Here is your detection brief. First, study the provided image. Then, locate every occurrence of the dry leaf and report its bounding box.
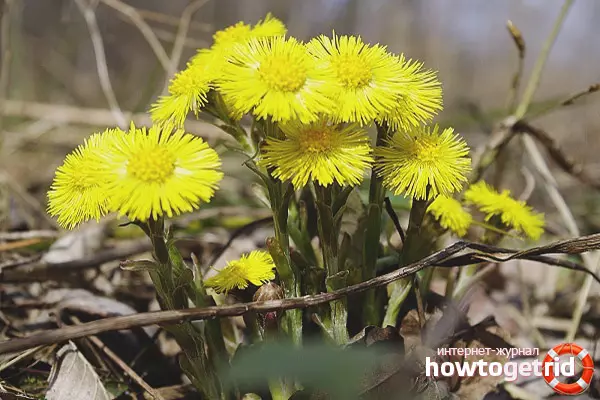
[46,342,111,400]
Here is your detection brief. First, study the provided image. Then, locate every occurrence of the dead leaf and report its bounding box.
[42,222,106,264]
[46,342,112,400]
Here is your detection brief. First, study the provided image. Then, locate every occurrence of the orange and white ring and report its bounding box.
[542,343,594,395]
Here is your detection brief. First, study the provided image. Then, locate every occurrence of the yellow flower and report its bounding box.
[249,13,287,38]
[307,34,416,125]
[48,129,120,229]
[427,195,472,237]
[465,181,545,240]
[150,62,213,127]
[375,125,471,200]
[204,250,276,293]
[260,119,373,188]
[218,36,334,123]
[101,123,223,221]
[376,56,443,130]
[151,15,286,127]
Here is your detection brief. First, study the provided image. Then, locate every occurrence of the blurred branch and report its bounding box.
[73,0,127,128]
[4,233,600,354]
[0,230,60,240]
[162,0,210,94]
[99,0,171,71]
[514,0,574,119]
[0,100,231,141]
[505,20,526,112]
[508,0,598,342]
[0,0,16,136]
[133,7,212,32]
[526,83,600,120]
[513,120,600,190]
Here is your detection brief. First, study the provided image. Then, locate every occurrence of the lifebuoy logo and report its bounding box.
[428,342,594,395]
[543,343,594,395]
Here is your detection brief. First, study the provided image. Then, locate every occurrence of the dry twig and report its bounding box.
[3,233,600,355]
[99,0,171,71]
[73,0,127,128]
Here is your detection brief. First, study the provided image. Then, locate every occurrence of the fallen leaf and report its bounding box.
[46,342,111,400]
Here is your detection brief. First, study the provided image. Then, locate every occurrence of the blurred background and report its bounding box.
[1,0,599,230]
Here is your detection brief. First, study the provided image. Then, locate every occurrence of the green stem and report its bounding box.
[382,198,429,327]
[315,184,348,345]
[268,182,303,346]
[363,123,390,326]
[145,218,224,399]
[514,0,574,120]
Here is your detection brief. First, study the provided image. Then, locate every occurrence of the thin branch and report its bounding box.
[208,216,272,266]
[0,230,60,241]
[86,334,165,400]
[505,20,526,112]
[384,197,405,244]
[514,0,574,119]
[514,120,600,190]
[527,83,600,119]
[162,0,210,95]
[99,0,170,71]
[0,0,16,136]
[133,7,212,32]
[73,0,127,128]
[0,100,230,141]
[4,233,600,354]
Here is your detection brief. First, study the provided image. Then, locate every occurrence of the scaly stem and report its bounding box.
[382,198,428,327]
[145,217,224,399]
[315,184,348,345]
[268,181,303,346]
[363,123,390,326]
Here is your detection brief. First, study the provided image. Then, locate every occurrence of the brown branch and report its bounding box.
[4,233,600,355]
[528,83,600,119]
[513,120,600,190]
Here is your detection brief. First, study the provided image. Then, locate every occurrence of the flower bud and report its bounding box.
[253,282,284,332]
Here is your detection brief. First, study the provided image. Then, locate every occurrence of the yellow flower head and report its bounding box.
[465,181,545,240]
[48,129,120,229]
[427,195,472,237]
[152,15,286,127]
[375,125,471,200]
[101,123,223,221]
[218,36,334,123]
[150,62,213,127]
[213,21,252,48]
[249,13,287,38]
[204,250,276,293]
[307,34,416,125]
[260,119,373,188]
[376,56,443,130]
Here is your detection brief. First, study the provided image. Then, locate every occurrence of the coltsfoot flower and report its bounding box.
[465,181,545,240]
[260,119,373,187]
[48,129,121,229]
[427,195,472,237]
[150,63,214,127]
[375,125,471,200]
[218,36,334,123]
[151,14,287,126]
[307,34,420,125]
[101,123,223,221]
[204,250,276,293]
[376,56,443,130]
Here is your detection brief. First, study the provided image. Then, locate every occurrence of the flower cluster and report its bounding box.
[48,124,223,229]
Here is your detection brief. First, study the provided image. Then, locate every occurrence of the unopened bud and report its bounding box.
[253,282,284,332]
